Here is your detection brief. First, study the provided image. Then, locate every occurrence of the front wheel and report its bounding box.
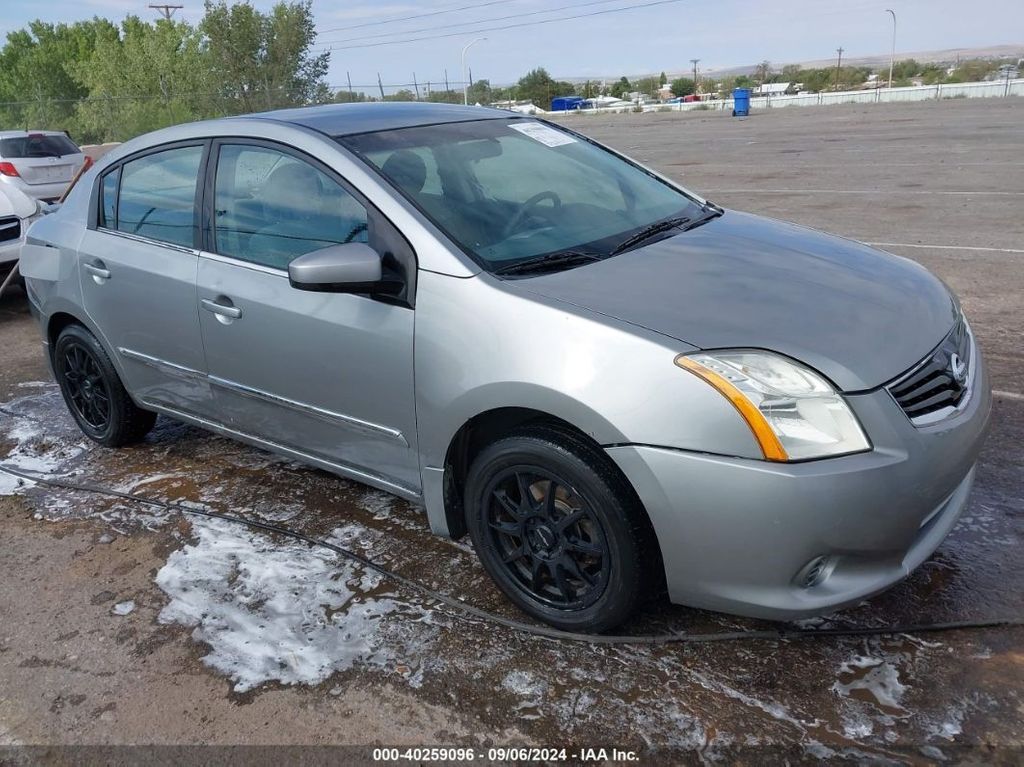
[465,427,654,633]
[53,324,156,447]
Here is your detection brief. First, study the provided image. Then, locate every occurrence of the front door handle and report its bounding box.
[201,297,243,320]
[83,261,111,280]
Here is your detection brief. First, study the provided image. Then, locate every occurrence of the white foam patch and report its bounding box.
[833,654,907,711]
[155,515,436,692]
[112,600,136,616]
[357,489,399,520]
[0,402,86,496]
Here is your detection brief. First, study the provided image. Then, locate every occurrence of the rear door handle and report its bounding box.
[201,297,243,319]
[83,261,111,280]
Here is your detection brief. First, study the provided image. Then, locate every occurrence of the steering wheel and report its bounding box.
[502,191,562,239]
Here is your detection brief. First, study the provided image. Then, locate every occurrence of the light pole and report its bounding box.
[461,37,486,105]
[885,9,897,89]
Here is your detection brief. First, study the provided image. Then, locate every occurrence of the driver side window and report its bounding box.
[213,144,369,270]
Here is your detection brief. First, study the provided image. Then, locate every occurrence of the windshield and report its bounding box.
[340,118,702,272]
[0,134,80,159]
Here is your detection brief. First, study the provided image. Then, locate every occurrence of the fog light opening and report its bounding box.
[796,555,836,589]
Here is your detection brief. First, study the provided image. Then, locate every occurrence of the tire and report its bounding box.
[464,426,654,633]
[53,324,156,447]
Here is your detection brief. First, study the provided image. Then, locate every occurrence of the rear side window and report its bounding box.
[99,169,119,229]
[0,134,80,158]
[116,145,203,248]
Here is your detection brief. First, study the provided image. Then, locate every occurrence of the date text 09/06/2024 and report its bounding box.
[372,746,640,762]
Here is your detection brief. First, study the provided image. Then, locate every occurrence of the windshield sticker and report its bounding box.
[509,122,577,147]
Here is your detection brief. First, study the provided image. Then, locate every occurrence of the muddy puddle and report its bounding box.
[2,383,1022,757]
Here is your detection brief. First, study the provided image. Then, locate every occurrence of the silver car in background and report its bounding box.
[0,130,86,203]
[20,103,991,632]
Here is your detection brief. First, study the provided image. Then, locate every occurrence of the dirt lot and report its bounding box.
[1,98,1022,761]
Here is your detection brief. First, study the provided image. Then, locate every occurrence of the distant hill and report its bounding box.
[553,43,1024,84]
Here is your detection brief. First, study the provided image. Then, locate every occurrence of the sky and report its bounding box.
[1,0,1021,94]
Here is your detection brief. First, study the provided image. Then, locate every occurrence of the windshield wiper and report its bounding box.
[493,250,603,277]
[609,215,693,256]
[679,203,724,232]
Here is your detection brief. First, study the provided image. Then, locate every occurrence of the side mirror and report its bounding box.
[288,242,397,294]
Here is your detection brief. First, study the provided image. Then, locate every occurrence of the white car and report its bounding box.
[0,183,41,287]
[0,131,86,203]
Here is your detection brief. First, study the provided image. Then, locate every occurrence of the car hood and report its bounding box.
[514,210,957,391]
[0,184,39,219]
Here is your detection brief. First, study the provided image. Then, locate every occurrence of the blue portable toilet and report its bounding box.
[732,88,751,117]
[550,96,584,112]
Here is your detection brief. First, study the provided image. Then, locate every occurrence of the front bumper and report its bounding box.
[607,350,992,620]
[0,235,21,267]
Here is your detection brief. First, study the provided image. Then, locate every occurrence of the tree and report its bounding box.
[426,89,461,104]
[515,67,574,108]
[609,76,631,99]
[659,71,667,86]
[670,77,695,97]
[384,89,416,102]
[890,59,920,79]
[0,19,116,142]
[466,78,492,104]
[74,16,211,142]
[333,89,367,103]
[634,76,658,97]
[200,0,329,114]
[781,63,802,80]
[755,60,772,84]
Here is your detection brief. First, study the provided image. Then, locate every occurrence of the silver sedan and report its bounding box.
[20,103,990,632]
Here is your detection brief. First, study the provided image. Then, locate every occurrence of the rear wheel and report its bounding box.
[465,427,653,633]
[53,324,156,446]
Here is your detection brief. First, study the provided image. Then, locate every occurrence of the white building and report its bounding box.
[753,82,791,96]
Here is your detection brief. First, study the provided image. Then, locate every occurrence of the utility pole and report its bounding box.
[346,71,353,102]
[148,4,183,20]
[690,58,700,92]
[835,47,844,92]
[885,10,896,89]
[413,72,420,100]
[377,73,385,101]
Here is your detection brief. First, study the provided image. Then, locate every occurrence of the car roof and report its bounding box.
[0,130,74,139]
[238,101,519,137]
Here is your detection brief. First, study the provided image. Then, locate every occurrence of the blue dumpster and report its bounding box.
[732,88,751,117]
[550,96,585,112]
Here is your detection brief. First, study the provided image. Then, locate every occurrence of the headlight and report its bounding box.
[675,351,870,461]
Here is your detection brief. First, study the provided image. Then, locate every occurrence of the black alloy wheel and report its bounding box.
[61,340,112,430]
[484,467,609,610]
[465,427,656,633]
[53,324,156,447]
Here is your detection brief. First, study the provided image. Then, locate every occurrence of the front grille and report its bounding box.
[888,317,971,422]
[0,216,20,244]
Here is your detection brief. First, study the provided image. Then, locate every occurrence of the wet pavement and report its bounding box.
[1,98,1022,760]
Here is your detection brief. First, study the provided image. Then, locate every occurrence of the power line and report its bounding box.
[316,0,621,48]
[315,0,519,35]
[316,0,688,52]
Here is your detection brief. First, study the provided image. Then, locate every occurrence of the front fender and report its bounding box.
[413,270,766,536]
[415,270,762,468]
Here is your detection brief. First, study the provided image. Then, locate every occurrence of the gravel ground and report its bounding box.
[1,97,1022,762]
